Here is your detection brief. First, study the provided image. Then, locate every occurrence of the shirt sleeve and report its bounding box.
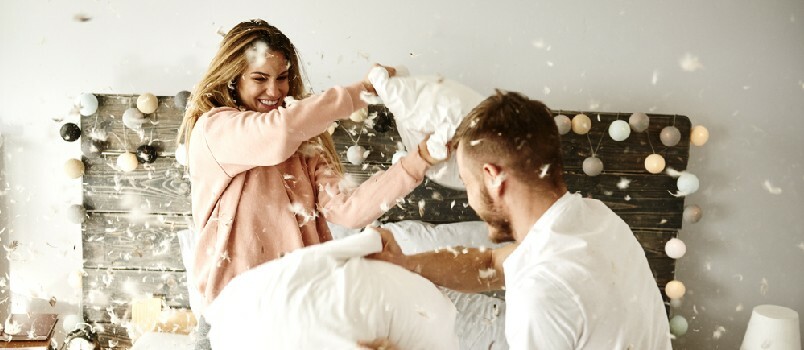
[505,275,584,350]
[199,83,367,177]
[312,150,430,229]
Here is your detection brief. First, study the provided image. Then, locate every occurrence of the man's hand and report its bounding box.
[362,64,397,95]
[365,227,408,269]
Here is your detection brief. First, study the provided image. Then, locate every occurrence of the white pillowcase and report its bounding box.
[205,229,460,350]
[368,67,484,190]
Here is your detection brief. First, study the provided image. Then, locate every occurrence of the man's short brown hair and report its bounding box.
[452,90,565,190]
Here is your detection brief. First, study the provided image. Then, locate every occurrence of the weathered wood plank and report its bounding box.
[83,268,189,324]
[82,94,185,156]
[83,157,191,214]
[83,213,191,270]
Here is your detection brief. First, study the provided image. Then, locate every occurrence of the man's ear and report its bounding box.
[482,163,506,198]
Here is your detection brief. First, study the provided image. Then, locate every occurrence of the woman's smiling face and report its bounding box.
[236,50,290,113]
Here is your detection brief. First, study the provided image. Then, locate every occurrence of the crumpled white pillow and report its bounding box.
[368,67,484,190]
[205,229,459,350]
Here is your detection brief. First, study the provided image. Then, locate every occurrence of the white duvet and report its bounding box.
[367,67,484,190]
[204,229,459,350]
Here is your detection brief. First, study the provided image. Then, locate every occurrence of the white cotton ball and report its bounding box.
[117,152,139,172]
[683,205,703,223]
[175,144,188,166]
[136,93,159,114]
[62,314,81,332]
[665,238,687,259]
[644,153,666,174]
[572,114,592,134]
[349,108,368,122]
[66,204,86,224]
[677,173,700,194]
[76,93,98,116]
[64,158,85,179]
[690,125,709,146]
[582,156,603,176]
[346,145,367,165]
[608,120,631,141]
[629,112,650,132]
[660,126,681,147]
[122,108,147,131]
[391,150,407,165]
[554,114,571,135]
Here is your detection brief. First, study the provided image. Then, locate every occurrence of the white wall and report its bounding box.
[1,0,802,348]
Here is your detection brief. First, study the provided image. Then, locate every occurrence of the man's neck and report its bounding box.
[507,184,567,242]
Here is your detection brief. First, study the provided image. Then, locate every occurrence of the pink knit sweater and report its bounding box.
[188,82,429,305]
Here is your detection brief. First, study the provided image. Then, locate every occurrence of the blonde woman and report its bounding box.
[178,19,438,347]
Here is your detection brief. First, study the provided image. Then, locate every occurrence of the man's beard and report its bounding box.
[477,187,515,244]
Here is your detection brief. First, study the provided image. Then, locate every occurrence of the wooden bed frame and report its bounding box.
[80,96,690,349]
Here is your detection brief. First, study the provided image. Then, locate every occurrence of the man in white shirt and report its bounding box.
[370,90,672,349]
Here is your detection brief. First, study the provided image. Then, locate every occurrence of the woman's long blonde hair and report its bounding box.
[178,19,343,174]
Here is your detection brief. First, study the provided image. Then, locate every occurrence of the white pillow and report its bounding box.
[205,229,459,350]
[368,67,484,190]
[130,332,193,350]
[380,220,509,254]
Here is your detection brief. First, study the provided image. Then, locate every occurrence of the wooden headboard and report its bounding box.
[80,96,689,349]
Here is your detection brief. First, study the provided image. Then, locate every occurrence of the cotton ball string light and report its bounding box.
[66,204,86,224]
[60,123,81,142]
[373,113,393,133]
[628,112,650,133]
[690,125,709,146]
[665,280,686,299]
[669,315,689,337]
[122,107,147,131]
[64,158,85,179]
[349,107,368,122]
[75,93,98,116]
[572,114,591,134]
[346,145,368,165]
[175,144,188,166]
[554,114,571,135]
[137,93,159,114]
[608,120,631,141]
[136,144,158,164]
[174,90,191,109]
[61,314,81,332]
[660,126,681,147]
[117,152,139,172]
[677,172,700,195]
[683,204,703,223]
[582,156,603,176]
[665,238,687,259]
[644,153,666,174]
[669,298,683,308]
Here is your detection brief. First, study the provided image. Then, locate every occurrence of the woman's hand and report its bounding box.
[362,64,397,95]
[417,134,446,166]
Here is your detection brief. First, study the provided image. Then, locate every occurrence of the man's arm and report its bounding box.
[368,227,517,293]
